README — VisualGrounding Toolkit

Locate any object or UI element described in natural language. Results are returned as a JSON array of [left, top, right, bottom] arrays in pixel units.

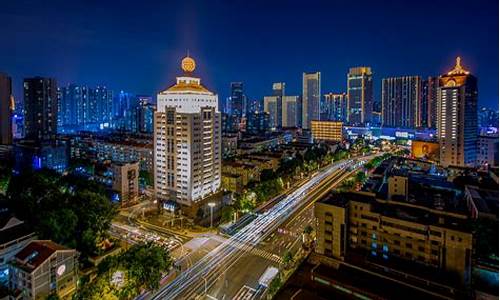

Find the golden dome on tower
[[181, 55, 196, 73]]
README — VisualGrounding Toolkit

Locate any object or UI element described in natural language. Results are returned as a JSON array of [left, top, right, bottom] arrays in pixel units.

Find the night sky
[[2, 0, 498, 109]]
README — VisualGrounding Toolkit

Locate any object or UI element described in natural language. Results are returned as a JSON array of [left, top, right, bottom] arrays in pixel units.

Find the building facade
[[154, 55, 221, 208], [302, 72, 321, 129], [315, 191, 473, 285], [381, 76, 421, 128], [421, 76, 439, 129], [112, 161, 139, 207], [437, 57, 478, 167], [310, 120, 343, 142], [9, 240, 78, 299], [323, 93, 348, 123], [0, 73, 13, 145], [347, 67, 373, 126], [24, 77, 58, 141], [477, 134, 499, 167], [282, 96, 299, 128]]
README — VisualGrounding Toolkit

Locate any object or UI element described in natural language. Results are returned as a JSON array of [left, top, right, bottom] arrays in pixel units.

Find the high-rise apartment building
[[381, 76, 421, 128], [347, 67, 372, 126], [323, 93, 348, 123], [302, 72, 321, 129], [24, 77, 58, 141], [0, 73, 13, 145], [154, 55, 221, 208], [437, 57, 478, 167], [421, 76, 439, 129]]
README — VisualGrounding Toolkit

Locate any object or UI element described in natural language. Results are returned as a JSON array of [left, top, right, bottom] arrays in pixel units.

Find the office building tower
[[421, 77, 439, 129], [302, 72, 321, 129], [283, 96, 299, 127], [323, 93, 348, 123], [263, 83, 286, 129], [230, 82, 245, 118], [347, 67, 373, 125], [381, 76, 421, 128], [0, 73, 13, 145], [438, 57, 478, 167], [263, 96, 278, 129], [154, 55, 221, 208], [24, 77, 58, 141], [273, 82, 285, 127]]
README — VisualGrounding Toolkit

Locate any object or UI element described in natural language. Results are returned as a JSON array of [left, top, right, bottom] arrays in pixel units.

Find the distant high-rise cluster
[[58, 84, 113, 132]]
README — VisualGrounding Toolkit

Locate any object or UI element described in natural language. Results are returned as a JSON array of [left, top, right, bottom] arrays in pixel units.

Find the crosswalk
[[233, 285, 256, 300]]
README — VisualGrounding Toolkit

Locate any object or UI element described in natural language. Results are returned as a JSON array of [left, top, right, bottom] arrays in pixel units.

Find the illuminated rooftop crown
[[447, 56, 470, 75], [181, 54, 196, 73]]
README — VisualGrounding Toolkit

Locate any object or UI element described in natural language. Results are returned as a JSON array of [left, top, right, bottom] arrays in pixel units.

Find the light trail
[[150, 159, 356, 299]]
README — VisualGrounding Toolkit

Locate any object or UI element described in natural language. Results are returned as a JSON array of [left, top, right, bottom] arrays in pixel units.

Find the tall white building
[[154, 55, 221, 208]]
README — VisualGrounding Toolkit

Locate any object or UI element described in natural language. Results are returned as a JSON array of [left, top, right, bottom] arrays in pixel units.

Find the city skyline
[[1, 0, 498, 109]]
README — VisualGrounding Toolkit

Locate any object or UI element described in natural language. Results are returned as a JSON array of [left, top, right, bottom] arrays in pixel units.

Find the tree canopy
[[6, 169, 117, 259]]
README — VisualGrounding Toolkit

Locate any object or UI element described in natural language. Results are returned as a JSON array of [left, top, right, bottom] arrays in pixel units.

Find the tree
[[6, 170, 117, 259], [282, 250, 294, 267], [75, 242, 172, 299], [267, 273, 282, 296], [303, 225, 313, 235], [220, 206, 235, 223]]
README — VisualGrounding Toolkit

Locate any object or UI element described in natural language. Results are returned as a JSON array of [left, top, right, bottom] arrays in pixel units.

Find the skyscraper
[[323, 93, 348, 123], [0, 73, 13, 145], [263, 96, 278, 129], [154, 55, 221, 208], [302, 72, 321, 129], [282, 96, 299, 127], [421, 76, 439, 129], [347, 67, 373, 126], [24, 77, 58, 141], [230, 82, 245, 118], [381, 76, 421, 128], [263, 83, 286, 129], [438, 57, 478, 167]]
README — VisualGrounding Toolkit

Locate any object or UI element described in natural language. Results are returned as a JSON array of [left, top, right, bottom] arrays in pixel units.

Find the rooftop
[[14, 240, 71, 272]]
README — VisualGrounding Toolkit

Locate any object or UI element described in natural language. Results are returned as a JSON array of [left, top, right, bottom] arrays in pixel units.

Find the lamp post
[[208, 202, 216, 228]]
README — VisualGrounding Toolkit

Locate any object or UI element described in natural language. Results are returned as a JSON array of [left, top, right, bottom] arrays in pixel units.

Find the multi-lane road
[[149, 156, 370, 299]]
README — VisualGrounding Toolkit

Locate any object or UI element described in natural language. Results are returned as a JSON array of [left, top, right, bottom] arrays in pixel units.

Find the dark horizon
[[1, 0, 498, 109]]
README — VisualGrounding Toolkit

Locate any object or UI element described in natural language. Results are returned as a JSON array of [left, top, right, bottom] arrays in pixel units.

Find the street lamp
[[208, 202, 216, 228]]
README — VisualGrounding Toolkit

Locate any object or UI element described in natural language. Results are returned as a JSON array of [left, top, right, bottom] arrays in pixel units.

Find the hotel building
[[154, 55, 221, 209], [437, 57, 478, 167]]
